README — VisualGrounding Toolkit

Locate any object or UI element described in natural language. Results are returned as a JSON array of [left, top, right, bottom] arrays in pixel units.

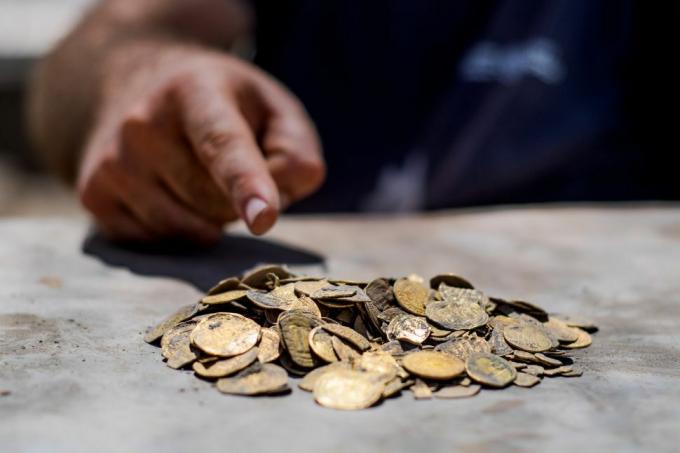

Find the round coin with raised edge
[[503, 325, 553, 352], [466, 352, 517, 388], [402, 350, 465, 380], [313, 368, 385, 410], [190, 313, 260, 357], [393, 278, 429, 316]]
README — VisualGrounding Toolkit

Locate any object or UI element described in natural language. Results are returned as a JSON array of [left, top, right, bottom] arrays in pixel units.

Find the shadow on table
[[82, 232, 325, 292]]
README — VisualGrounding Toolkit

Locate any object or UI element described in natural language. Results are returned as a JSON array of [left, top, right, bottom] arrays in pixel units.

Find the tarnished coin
[[386, 314, 430, 345], [533, 352, 563, 367], [435, 384, 481, 399], [192, 347, 259, 378], [257, 327, 281, 363], [430, 274, 474, 290], [543, 317, 580, 343], [561, 328, 592, 349], [308, 326, 338, 363], [402, 350, 465, 380], [378, 307, 409, 323], [201, 289, 248, 305], [247, 283, 300, 310], [190, 313, 261, 357], [439, 286, 488, 306], [310, 285, 357, 300], [161, 321, 198, 369], [294, 279, 331, 297], [503, 325, 553, 352], [216, 363, 289, 395], [241, 264, 293, 289], [365, 278, 395, 310], [393, 278, 429, 316], [331, 336, 361, 362], [144, 304, 198, 344], [294, 295, 323, 318], [551, 313, 598, 332], [314, 369, 385, 410], [466, 352, 517, 388], [321, 323, 371, 351], [490, 328, 514, 356], [434, 336, 491, 361], [278, 310, 322, 368], [514, 372, 541, 387], [426, 300, 489, 330], [206, 277, 241, 296], [383, 378, 414, 398]]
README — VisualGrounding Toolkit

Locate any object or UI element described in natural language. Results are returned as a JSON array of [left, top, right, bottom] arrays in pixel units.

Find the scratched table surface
[[1, 205, 679, 453]]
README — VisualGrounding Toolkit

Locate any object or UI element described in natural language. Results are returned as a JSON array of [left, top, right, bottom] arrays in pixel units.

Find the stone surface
[[1, 206, 680, 452]]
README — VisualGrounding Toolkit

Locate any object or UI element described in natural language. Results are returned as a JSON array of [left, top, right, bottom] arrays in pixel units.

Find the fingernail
[[245, 197, 268, 226]]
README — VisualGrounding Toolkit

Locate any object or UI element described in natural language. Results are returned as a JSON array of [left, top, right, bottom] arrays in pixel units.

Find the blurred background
[[0, 0, 91, 218]]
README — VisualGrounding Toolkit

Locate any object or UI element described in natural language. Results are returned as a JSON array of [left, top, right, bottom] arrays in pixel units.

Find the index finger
[[171, 76, 280, 235]]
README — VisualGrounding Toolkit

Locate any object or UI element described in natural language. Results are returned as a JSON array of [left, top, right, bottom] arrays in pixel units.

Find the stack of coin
[[145, 265, 597, 410]]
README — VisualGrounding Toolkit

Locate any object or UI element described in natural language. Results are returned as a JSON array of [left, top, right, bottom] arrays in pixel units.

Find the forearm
[[27, 0, 251, 184]]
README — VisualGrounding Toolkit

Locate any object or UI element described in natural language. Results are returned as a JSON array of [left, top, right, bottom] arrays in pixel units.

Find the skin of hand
[[76, 43, 325, 244]]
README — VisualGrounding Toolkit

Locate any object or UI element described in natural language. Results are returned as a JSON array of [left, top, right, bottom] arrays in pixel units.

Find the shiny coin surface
[[394, 278, 429, 316], [386, 314, 430, 345], [503, 325, 553, 352], [466, 352, 517, 388], [190, 313, 261, 357], [561, 328, 592, 349], [313, 369, 385, 410], [402, 350, 465, 380]]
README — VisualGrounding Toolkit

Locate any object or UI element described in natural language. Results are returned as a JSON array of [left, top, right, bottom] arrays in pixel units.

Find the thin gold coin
[[543, 317, 580, 343], [313, 369, 385, 410], [160, 321, 198, 369], [561, 328, 592, 349], [426, 299, 489, 330], [503, 325, 553, 352], [308, 326, 338, 363], [359, 351, 400, 382], [257, 328, 281, 363], [190, 313, 260, 357], [393, 278, 429, 316], [206, 277, 241, 295], [278, 310, 322, 368], [216, 363, 289, 395], [298, 362, 349, 392], [434, 336, 491, 362], [192, 347, 259, 378], [331, 336, 361, 362], [435, 384, 481, 399], [321, 323, 370, 351], [514, 372, 541, 387], [430, 274, 474, 290], [241, 264, 293, 289], [410, 378, 433, 399], [465, 352, 517, 388], [402, 350, 465, 380], [144, 304, 197, 344], [201, 289, 248, 305]]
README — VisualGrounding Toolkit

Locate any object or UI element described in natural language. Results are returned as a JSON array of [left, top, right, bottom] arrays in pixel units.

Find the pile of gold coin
[[145, 265, 597, 410]]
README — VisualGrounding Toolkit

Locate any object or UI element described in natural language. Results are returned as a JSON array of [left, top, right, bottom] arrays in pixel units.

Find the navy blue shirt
[[252, 0, 679, 212]]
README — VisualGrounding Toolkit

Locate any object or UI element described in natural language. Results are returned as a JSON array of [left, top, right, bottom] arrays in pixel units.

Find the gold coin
[[365, 278, 395, 311], [465, 352, 517, 388], [216, 363, 289, 395], [434, 336, 491, 361], [294, 295, 322, 318], [533, 352, 563, 367], [513, 372, 541, 387], [257, 327, 281, 363], [190, 313, 260, 357], [313, 368, 385, 410], [425, 300, 489, 330], [382, 378, 414, 398], [206, 277, 241, 295], [298, 362, 349, 392], [192, 347, 259, 378], [543, 317, 580, 343], [503, 325, 553, 352], [393, 278, 429, 316], [489, 328, 514, 356], [308, 326, 338, 363], [561, 328, 592, 349], [321, 323, 370, 351], [430, 274, 474, 290], [278, 310, 322, 368], [410, 378, 432, 399], [434, 384, 481, 399], [241, 264, 293, 289], [358, 351, 400, 382], [386, 314, 430, 345], [160, 321, 198, 369], [144, 304, 198, 344], [402, 350, 465, 380], [310, 285, 357, 300], [294, 279, 330, 297], [201, 289, 248, 305], [331, 336, 361, 362]]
